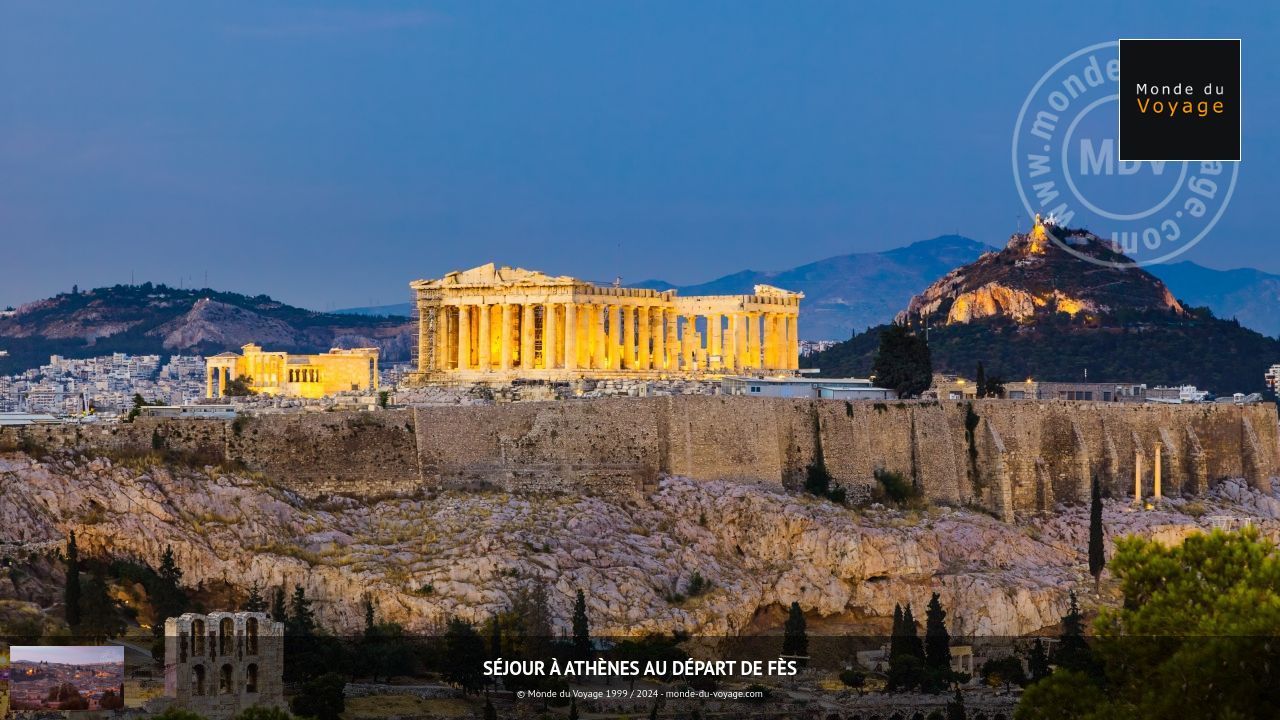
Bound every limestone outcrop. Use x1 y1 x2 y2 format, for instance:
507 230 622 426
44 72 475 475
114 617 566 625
3 451 1277 640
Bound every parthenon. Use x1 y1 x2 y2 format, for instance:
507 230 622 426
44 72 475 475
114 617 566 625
407 263 802 383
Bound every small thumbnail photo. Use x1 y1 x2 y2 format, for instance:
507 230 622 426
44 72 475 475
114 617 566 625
10 645 124 712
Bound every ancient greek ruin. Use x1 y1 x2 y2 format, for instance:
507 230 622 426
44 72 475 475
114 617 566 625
407 263 803 383
159 611 285 719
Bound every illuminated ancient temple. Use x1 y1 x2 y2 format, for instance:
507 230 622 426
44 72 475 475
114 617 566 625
407 263 802 383
205 343 379 399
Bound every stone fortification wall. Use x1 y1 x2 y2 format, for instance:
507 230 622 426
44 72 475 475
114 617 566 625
3 398 1276 519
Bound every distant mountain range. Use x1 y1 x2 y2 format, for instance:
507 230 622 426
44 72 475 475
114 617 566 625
336 237 1280 341
0 284 414 375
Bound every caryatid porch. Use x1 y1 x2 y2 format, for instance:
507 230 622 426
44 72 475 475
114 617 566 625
408 264 803 383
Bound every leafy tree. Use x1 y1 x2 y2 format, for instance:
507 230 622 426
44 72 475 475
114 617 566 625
572 589 592 661
232 707 293 720
151 707 209 720
224 375 256 396
871 324 932 398
1018 529 1280 719
65 530 81 628
980 655 1027 690
444 618 487 695
290 672 345 720
1088 478 1105 590
923 592 952 692
781 601 807 662
243 581 268 613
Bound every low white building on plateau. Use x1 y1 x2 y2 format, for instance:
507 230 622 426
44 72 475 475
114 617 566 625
720 376 896 400
139 404 237 420
1267 364 1280 391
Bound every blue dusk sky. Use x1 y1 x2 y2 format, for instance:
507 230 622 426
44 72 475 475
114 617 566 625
2 1 1277 310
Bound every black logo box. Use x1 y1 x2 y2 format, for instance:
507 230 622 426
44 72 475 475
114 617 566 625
1119 39 1240 161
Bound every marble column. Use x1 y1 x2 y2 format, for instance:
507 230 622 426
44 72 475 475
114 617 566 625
762 313 776 369
499 304 514 370
206 367 214 398
724 314 739 372
622 306 636 369
436 308 451 371
457 305 472 370
666 310 680 370
564 303 579 370
417 301 431 372
783 312 793 368
477 304 492 370
746 312 760 369
680 315 696 371
637 306 650 370
521 304 536 369
651 308 665 370
608 304 622 370
543 304 558 369
708 314 722 370
592 304 608 369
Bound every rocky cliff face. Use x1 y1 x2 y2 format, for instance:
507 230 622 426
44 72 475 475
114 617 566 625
898 222 1183 326
4 451 1277 640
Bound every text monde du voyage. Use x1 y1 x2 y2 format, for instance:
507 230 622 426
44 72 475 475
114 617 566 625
1135 83 1228 118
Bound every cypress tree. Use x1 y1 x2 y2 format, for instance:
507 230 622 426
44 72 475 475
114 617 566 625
902 603 924 660
243 581 267 613
1027 639 1051 683
975 362 987 398
289 585 316 636
923 593 952 692
483 697 497 720
571 589 592 661
1088 477 1105 591
889 603 904 659
946 687 966 720
65 530 81 629
271 586 287 621
488 614 502 660
363 595 376 635
782 601 808 661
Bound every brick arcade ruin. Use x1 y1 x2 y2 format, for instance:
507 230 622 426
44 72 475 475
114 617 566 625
159 611 285 720
407 263 803 383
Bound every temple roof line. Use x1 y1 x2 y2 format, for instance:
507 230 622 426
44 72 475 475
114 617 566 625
410 263 803 299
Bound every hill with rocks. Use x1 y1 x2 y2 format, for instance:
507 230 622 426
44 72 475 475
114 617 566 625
0 283 414 374
806 222 1280 394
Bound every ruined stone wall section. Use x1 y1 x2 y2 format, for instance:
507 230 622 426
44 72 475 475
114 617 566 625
3 398 1276 518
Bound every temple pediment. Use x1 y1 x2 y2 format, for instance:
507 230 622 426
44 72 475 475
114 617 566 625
754 284 805 299
418 263 579 289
